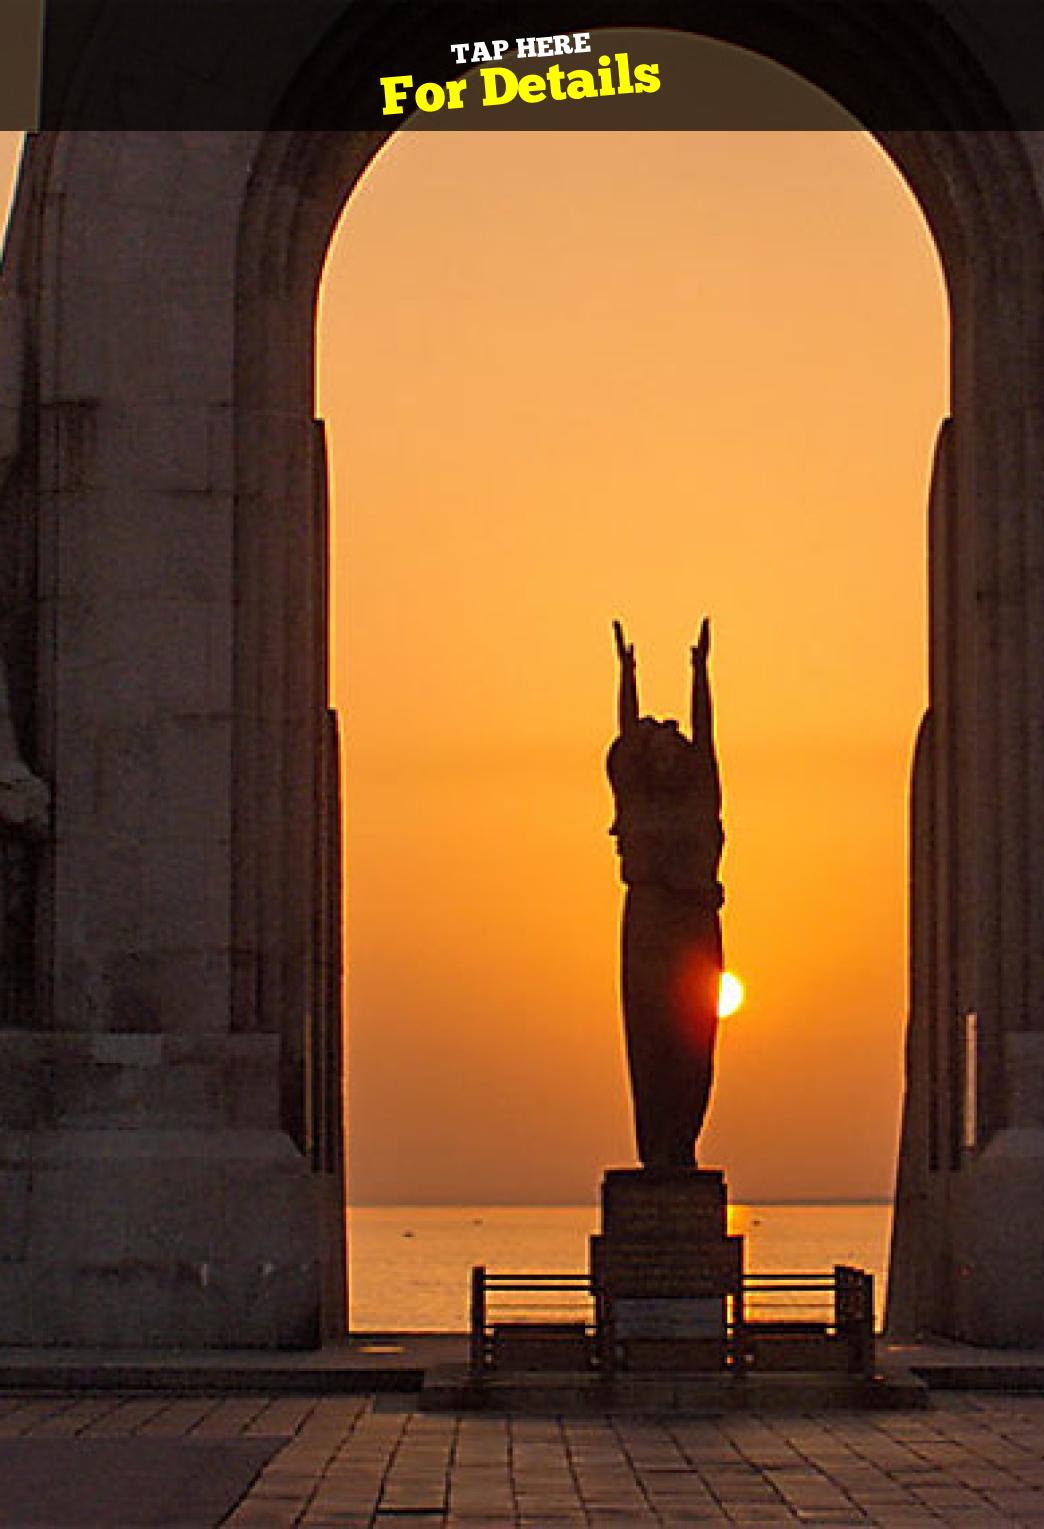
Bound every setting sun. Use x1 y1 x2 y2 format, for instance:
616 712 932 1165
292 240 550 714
719 972 745 1019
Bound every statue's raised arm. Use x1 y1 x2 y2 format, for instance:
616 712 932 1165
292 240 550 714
614 619 639 735
691 617 721 805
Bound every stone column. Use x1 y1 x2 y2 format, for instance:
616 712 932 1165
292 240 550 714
885 711 937 1337
0 133 335 1347
950 244 1044 1345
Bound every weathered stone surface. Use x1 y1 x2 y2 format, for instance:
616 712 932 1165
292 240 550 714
0 1129 327 1347
0 1031 282 1130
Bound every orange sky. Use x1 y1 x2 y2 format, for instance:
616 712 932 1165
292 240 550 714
319 49 948 1205
0 39 949 1206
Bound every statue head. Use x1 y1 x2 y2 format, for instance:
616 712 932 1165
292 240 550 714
637 716 694 786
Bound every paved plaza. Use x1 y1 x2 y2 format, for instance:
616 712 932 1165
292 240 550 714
5 1392 1044 1526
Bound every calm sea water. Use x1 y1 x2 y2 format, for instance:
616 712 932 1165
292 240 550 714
349 1202 892 1331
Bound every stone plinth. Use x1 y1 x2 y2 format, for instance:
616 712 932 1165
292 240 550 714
591 1168 743 1373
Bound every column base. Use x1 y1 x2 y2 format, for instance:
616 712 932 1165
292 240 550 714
953 1128 1044 1346
0 1127 339 1348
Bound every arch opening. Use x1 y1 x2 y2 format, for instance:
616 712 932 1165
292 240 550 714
231 13 1044 1343
307 36 949 1327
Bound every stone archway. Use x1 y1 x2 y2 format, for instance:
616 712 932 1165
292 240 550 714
1 4 1043 1346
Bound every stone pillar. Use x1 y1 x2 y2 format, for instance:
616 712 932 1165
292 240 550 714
313 705 347 1336
888 418 964 1338
0 134 343 1346
885 712 937 1337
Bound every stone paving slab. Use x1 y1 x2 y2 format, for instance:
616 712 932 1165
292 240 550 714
4 1391 1044 1525
0 1436 285 1526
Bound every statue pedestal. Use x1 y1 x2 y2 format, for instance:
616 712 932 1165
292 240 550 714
590 1168 743 1372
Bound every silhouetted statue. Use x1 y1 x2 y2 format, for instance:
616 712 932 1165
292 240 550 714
607 619 724 1168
